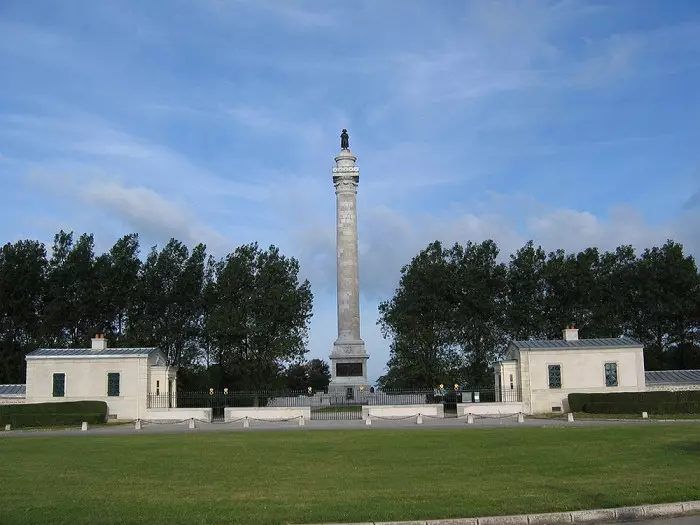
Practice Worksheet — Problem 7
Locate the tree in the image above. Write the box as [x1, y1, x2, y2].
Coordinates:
[102, 234, 141, 343]
[629, 240, 700, 369]
[377, 241, 461, 389]
[282, 359, 331, 391]
[306, 358, 331, 391]
[448, 240, 508, 384]
[205, 243, 313, 389]
[41, 231, 101, 347]
[127, 239, 207, 369]
[0, 240, 47, 382]
[505, 241, 548, 340]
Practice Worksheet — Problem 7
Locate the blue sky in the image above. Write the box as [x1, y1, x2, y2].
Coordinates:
[1, 0, 699, 384]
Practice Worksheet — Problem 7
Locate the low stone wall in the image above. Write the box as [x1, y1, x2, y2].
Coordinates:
[362, 404, 444, 419]
[0, 397, 26, 405]
[144, 408, 212, 421]
[457, 402, 524, 416]
[225, 406, 311, 421]
[646, 384, 700, 392]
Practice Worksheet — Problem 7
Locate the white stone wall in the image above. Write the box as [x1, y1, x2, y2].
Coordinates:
[225, 406, 311, 421]
[457, 402, 523, 416]
[362, 404, 444, 419]
[145, 408, 212, 421]
[0, 397, 25, 405]
[494, 360, 519, 402]
[646, 384, 700, 392]
[25, 357, 149, 420]
[523, 346, 645, 413]
[149, 365, 177, 399]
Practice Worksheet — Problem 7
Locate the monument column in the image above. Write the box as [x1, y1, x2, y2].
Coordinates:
[329, 129, 369, 397]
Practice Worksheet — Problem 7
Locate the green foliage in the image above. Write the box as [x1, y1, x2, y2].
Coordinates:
[379, 237, 700, 389]
[203, 243, 313, 389]
[0, 240, 46, 383]
[0, 401, 108, 428]
[0, 231, 313, 387]
[568, 391, 700, 414]
[283, 358, 331, 391]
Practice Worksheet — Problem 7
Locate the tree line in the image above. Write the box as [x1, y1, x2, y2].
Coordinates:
[0, 231, 326, 390]
[377, 239, 700, 389]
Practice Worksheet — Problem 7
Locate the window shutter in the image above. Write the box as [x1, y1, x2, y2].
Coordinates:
[107, 373, 120, 397]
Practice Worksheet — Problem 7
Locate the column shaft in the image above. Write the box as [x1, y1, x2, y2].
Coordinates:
[335, 181, 361, 341]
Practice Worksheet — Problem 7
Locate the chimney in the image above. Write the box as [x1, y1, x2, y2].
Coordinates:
[562, 325, 579, 341]
[91, 334, 108, 351]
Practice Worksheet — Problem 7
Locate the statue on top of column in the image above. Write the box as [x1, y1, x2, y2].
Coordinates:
[340, 129, 349, 150]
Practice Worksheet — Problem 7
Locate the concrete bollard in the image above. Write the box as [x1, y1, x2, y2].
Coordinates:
[4, 423, 11, 431]
[243, 417, 250, 428]
[467, 414, 474, 425]
[642, 411, 649, 419]
[416, 414, 423, 425]
[298, 415, 305, 426]
[517, 413, 524, 424]
[365, 416, 371, 426]
[567, 413, 574, 423]
[81, 421, 88, 431]
[134, 419, 142, 430]
[188, 418, 195, 429]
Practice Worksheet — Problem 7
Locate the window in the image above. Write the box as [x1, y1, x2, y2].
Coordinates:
[548, 365, 561, 389]
[52, 373, 65, 397]
[509, 374, 514, 390]
[605, 363, 618, 387]
[107, 373, 120, 397]
[336, 363, 363, 377]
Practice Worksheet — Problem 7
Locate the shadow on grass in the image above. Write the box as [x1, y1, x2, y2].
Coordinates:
[669, 440, 700, 456]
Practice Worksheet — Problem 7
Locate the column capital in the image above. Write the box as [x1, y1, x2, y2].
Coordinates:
[334, 177, 358, 193]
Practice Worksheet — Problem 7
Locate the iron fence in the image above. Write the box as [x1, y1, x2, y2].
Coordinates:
[146, 386, 521, 414]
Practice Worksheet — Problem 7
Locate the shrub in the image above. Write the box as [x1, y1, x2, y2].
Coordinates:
[0, 401, 108, 428]
[569, 391, 700, 414]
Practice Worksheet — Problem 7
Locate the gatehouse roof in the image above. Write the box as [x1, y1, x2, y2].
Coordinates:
[0, 384, 26, 396]
[645, 369, 700, 385]
[510, 336, 642, 351]
[26, 347, 161, 359]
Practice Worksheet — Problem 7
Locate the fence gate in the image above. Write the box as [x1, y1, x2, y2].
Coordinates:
[310, 393, 363, 420]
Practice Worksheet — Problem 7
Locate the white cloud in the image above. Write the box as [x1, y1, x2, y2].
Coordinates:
[80, 181, 229, 252]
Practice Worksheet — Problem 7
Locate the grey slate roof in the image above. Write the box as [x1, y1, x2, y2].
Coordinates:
[510, 336, 642, 350]
[26, 347, 159, 359]
[645, 370, 700, 385]
[0, 384, 26, 396]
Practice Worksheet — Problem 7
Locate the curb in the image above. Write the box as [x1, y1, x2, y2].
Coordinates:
[299, 500, 700, 525]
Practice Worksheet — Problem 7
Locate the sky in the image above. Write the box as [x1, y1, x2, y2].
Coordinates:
[1, 0, 699, 384]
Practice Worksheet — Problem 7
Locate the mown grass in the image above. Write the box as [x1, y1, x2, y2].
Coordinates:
[571, 412, 700, 420]
[1, 424, 699, 525]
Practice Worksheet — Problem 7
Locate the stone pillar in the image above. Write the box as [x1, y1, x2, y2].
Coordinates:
[328, 134, 369, 396]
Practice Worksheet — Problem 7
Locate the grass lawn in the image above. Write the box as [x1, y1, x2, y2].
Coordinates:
[571, 413, 700, 420]
[1, 425, 699, 525]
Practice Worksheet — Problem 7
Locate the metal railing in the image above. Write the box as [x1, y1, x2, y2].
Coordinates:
[146, 386, 522, 411]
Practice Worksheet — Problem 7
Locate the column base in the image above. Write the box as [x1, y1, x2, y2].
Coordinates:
[329, 340, 369, 397]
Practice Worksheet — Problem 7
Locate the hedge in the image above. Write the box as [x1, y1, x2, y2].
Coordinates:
[0, 401, 108, 428]
[568, 390, 700, 414]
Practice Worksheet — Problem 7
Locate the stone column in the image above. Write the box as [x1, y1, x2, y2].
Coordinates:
[333, 151, 361, 342]
[329, 143, 369, 395]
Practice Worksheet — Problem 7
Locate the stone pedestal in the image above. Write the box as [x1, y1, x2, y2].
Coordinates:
[328, 141, 370, 397]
